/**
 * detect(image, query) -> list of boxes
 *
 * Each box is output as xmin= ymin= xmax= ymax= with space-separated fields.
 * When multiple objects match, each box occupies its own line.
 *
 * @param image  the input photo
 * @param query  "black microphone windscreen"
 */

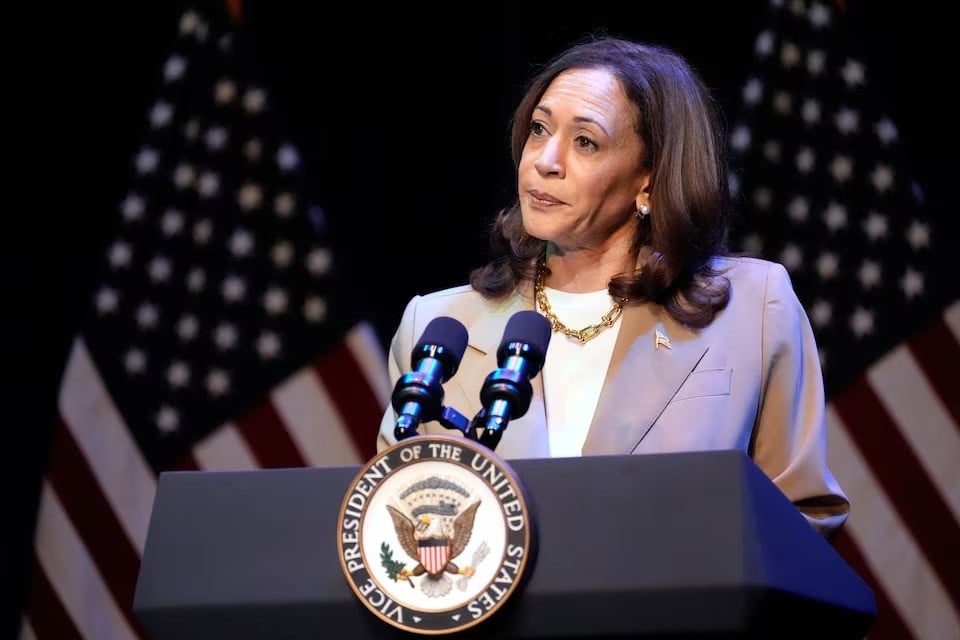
xmin=499 ymin=310 xmax=552 ymax=357
xmin=414 ymin=316 xmax=469 ymax=363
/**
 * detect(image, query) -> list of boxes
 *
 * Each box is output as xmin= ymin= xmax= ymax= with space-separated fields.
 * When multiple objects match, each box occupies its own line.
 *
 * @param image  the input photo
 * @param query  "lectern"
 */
xmin=133 ymin=449 xmax=875 ymax=638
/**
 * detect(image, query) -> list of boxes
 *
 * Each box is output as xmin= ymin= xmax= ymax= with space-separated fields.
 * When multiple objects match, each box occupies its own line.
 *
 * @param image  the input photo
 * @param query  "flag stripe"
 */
xmin=46 ymin=417 xmax=143 ymax=626
xmin=831 ymin=531 xmax=913 ymax=640
xmin=23 ymin=561 xmax=82 ymax=640
xmin=907 ymin=310 xmax=960 ymax=429
xmin=271 ymin=365 xmax=363 ymax=466
xmin=312 ymin=340 xmax=384 ymax=460
xmin=867 ymin=345 xmax=960 ymax=522
xmin=192 ymin=423 xmax=259 ymax=471
xmin=233 ymin=400 xmax=307 ymax=468
xmin=832 ymin=378 xmax=960 ymax=609
xmin=35 ymin=484 xmax=144 ymax=640
xmin=827 ymin=407 xmax=960 ymax=639
xmin=172 ymin=452 xmax=200 ymax=471
xmin=345 ymin=322 xmax=391 ymax=407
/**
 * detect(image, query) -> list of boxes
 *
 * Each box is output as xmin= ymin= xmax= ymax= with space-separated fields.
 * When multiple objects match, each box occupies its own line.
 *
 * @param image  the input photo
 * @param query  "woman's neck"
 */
xmin=543 ymin=244 xmax=637 ymax=293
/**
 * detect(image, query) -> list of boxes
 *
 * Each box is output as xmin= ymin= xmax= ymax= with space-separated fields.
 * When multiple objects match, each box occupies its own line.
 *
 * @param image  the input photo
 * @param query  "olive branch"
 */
xmin=380 ymin=542 xmax=407 ymax=583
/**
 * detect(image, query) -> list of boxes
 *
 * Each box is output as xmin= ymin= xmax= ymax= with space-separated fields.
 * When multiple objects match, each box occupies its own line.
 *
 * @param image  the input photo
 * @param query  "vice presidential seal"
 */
xmin=337 ymin=434 xmax=534 ymax=635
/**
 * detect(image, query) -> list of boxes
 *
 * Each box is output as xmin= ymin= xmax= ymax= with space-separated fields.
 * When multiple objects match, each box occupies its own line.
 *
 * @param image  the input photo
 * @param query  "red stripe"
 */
xmin=25 ymin=558 xmax=83 ymax=640
xmin=907 ymin=315 xmax=960 ymax=429
xmin=313 ymin=339 xmax=382 ymax=460
xmin=170 ymin=451 xmax=199 ymax=471
xmin=832 ymin=530 xmax=914 ymax=640
xmin=233 ymin=399 xmax=307 ymax=468
xmin=47 ymin=416 xmax=150 ymax=639
xmin=833 ymin=378 xmax=960 ymax=609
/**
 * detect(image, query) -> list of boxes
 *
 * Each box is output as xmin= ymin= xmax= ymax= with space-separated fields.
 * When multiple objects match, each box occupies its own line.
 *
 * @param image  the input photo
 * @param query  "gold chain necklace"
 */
xmin=534 ymin=263 xmax=626 ymax=343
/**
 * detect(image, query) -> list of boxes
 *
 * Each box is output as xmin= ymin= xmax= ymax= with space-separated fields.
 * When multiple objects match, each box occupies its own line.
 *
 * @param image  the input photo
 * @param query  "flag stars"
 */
xmin=274 ymin=192 xmax=296 ymax=217
xmin=243 ymin=138 xmax=263 ymax=162
xmin=177 ymin=314 xmax=199 ymax=341
xmin=237 ymin=182 xmax=263 ymax=210
xmin=263 ymin=287 xmax=289 ymax=315
xmin=906 ymin=221 xmax=930 ymax=250
xmin=858 ymin=260 xmax=882 ymax=289
xmin=816 ymin=252 xmax=840 ymax=280
xmin=243 ymin=87 xmax=267 ymax=114
xmin=149 ymin=101 xmax=174 ymax=128
xmin=755 ymin=30 xmax=775 ymax=57
xmin=276 ymin=144 xmax=300 ymax=171
xmin=160 ymin=209 xmax=185 ymax=236
xmin=136 ymin=303 xmax=160 ymax=329
xmin=763 ymin=140 xmax=781 ymax=162
xmin=135 ymin=147 xmax=160 ymax=174
xmin=257 ymin=332 xmax=282 ymax=359
xmin=796 ymin=146 xmax=815 ymax=173
xmin=173 ymin=163 xmax=196 ymax=189
xmin=228 ymin=229 xmax=255 ymax=257
xmin=871 ymin=164 xmax=894 ymax=193
xmin=221 ymin=275 xmax=246 ymax=302
xmin=780 ymin=243 xmax=804 ymax=271
xmin=183 ymin=119 xmax=200 ymax=141
xmin=823 ymin=202 xmax=847 ymax=231
xmin=772 ymin=90 xmax=793 ymax=115
xmin=787 ymin=196 xmax=809 ymax=223
xmin=205 ymin=125 xmax=228 ymax=151
xmin=94 ymin=287 xmax=119 ymax=314
xmin=213 ymin=323 xmax=239 ymax=350
xmin=186 ymin=268 xmax=206 ymax=293
xmin=167 ymin=361 xmax=191 ymax=388
xmin=779 ymin=41 xmax=802 ymax=68
xmin=304 ymin=296 xmax=327 ymax=323
xmin=148 ymin=256 xmax=173 ymax=282
xmin=121 ymin=193 xmax=146 ymax=221
xmin=155 ymin=405 xmax=180 ymax=434
xmin=124 ymin=348 xmax=147 ymax=374
xmin=901 ymin=268 xmax=924 ymax=298
xmin=849 ymin=307 xmax=875 ymax=338
xmin=163 ymin=55 xmax=187 ymax=82
xmin=179 ymin=10 xmax=202 ymax=35
xmin=807 ymin=2 xmax=832 ymax=29
xmin=742 ymin=78 xmax=763 ymax=106
xmin=752 ymin=186 xmax=773 ymax=210
xmin=271 ymin=241 xmax=294 ymax=268
xmin=801 ymin=98 xmax=821 ymax=125
xmin=829 ymin=155 xmax=853 ymax=183
xmin=810 ymin=299 xmax=832 ymax=328
xmin=214 ymin=78 xmax=237 ymax=104
xmin=197 ymin=171 xmax=220 ymax=197
xmin=875 ymin=118 xmax=898 ymax=145
xmin=841 ymin=58 xmax=866 ymax=88
xmin=806 ymin=49 xmax=827 ymax=76
xmin=740 ymin=233 xmax=763 ymax=256
xmin=833 ymin=107 xmax=859 ymax=135
xmin=193 ymin=219 xmax=214 ymax=244
xmin=206 ymin=369 xmax=230 ymax=396
xmin=306 ymin=248 xmax=333 ymax=276
xmin=108 ymin=241 xmax=133 ymax=268
xmin=729 ymin=124 xmax=751 ymax=152
xmin=863 ymin=212 xmax=889 ymax=241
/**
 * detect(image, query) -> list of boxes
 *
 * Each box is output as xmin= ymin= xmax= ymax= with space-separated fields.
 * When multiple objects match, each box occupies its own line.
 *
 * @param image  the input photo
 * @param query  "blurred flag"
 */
xmin=728 ymin=1 xmax=958 ymax=638
xmin=21 ymin=5 xmax=390 ymax=639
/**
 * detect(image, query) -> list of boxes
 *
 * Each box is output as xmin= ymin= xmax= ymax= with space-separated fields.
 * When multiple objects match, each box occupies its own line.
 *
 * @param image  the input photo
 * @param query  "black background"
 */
xmin=9 ymin=1 xmax=955 ymax=635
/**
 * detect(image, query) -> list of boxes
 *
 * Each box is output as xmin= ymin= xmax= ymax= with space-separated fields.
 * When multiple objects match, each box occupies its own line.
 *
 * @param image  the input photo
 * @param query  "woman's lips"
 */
xmin=528 ymin=190 xmax=565 ymax=206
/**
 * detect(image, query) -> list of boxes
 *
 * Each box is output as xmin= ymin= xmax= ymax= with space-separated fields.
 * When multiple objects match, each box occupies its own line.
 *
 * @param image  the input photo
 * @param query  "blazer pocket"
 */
xmin=673 ymin=368 xmax=732 ymax=402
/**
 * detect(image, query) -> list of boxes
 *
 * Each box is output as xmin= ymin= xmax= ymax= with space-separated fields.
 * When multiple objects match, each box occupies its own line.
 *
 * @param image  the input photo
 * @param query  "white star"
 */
xmin=801 ymin=98 xmax=821 ymax=125
xmin=214 ymin=323 xmax=238 ymax=350
xmin=772 ymin=90 xmax=793 ymax=115
xmin=823 ymin=202 xmax=847 ymax=232
xmin=173 ymin=163 xmax=196 ymax=189
xmin=810 ymin=299 xmax=832 ymax=328
xmin=135 ymin=147 xmax=159 ymax=174
xmin=263 ymin=287 xmax=289 ymax=315
xmin=155 ymin=405 xmax=179 ymax=434
xmin=228 ymin=229 xmax=255 ymax=257
xmin=728 ymin=173 xmax=741 ymax=197
xmin=833 ymin=107 xmax=859 ymax=135
xmin=183 ymin=119 xmax=200 ymax=141
xmin=830 ymin=155 xmax=854 ymax=183
xmin=160 ymin=209 xmax=184 ymax=236
xmin=306 ymin=248 xmax=333 ymax=276
xmin=272 ymin=241 xmax=294 ymax=267
xmin=193 ymin=219 xmax=214 ymax=244
xmin=741 ymin=78 xmax=764 ymax=106
xmin=763 ymin=140 xmax=781 ymax=162
xmin=205 ymin=126 xmax=228 ymax=151
xmin=816 ymin=252 xmax=839 ymax=280
xmin=780 ymin=243 xmax=804 ymax=271
xmin=221 ymin=275 xmax=246 ymax=302
xmin=243 ymin=87 xmax=267 ymax=114
xmin=108 ymin=241 xmax=133 ymax=268
xmin=148 ymin=256 xmax=172 ymax=282
xmin=849 ymin=307 xmax=875 ymax=338
xmin=808 ymin=2 xmax=832 ymax=28
xmin=136 ymin=302 xmax=159 ymax=329
xmin=149 ymin=101 xmax=174 ymax=128
xmin=755 ymin=30 xmax=775 ymax=58
xmin=841 ymin=58 xmax=866 ymax=88
xmin=177 ymin=314 xmax=199 ymax=340
xmin=206 ymin=369 xmax=230 ymax=396
xmin=901 ymin=268 xmax=924 ymax=298
xmin=124 ymin=348 xmax=147 ymax=374
xmin=163 ymin=55 xmax=187 ymax=82
xmin=167 ymin=361 xmax=190 ymax=388
xmin=186 ymin=268 xmax=206 ymax=293
xmin=796 ymin=146 xmax=816 ymax=173
xmin=906 ymin=221 xmax=930 ymax=249
xmin=244 ymin=138 xmax=262 ymax=161
xmin=121 ymin=193 xmax=145 ymax=221
xmin=179 ymin=9 xmax=201 ymax=34
xmin=218 ymin=33 xmax=233 ymax=52
xmin=788 ymin=0 xmax=804 ymax=14
xmin=740 ymin=233 xmax=763 ymax=256
xmin=214 ymin=78 xmax=237 ymax=104
xmin=197 ymin=171 xmax=220 ymax=198
xmin=875 ymin=118 xmax=898 ymax=145
xmin=787 ymin=196 xmax=810 ymax=223
xmin=276 ymin=144 xmax=300 ymax=171
xmin=780 ymin=41 xmax=801 ymax=68
xmin=752 ymin=186 xmax=773 ymax=210
xmin=863 ymin=212 xmax=889 ymax=242
xmin=806 ymin=49 xmax=827 ymax=76
xmin=858 ymin=260 xmax=882 ymax=289
xmin=730 ymin=124 xmax=751 ymax=151
xmin=871 ymin=164 xmax=894 ymax=193
xmin=274 ymin=192 xmax=296 ymax=217
xmin=257 ymin=332 xmax=281 ymax=359
xmin=237 ymin=183 xmax=263 ymax=211
xmin=304 ymin=296 xmax=327 ymax=323
xmin=94 ymin=287 xmax=119 ymax=314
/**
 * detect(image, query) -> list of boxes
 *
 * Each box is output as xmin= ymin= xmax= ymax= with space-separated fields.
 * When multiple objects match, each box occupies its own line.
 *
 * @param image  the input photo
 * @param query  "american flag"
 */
xmin=727 ymin=2 xmax=958 ymax=638
xmin=19 ymin=5 xmax=390 ymax=639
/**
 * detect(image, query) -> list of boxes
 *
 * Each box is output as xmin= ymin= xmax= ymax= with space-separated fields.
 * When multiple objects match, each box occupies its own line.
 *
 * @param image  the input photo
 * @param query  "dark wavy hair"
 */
xmin=469 ymin=36 xmax=731 ymax=328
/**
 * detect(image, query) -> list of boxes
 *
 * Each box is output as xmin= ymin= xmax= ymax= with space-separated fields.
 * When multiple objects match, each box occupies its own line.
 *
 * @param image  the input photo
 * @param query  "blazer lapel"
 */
xmin=582 ymin=304 xmax=708 ymax=455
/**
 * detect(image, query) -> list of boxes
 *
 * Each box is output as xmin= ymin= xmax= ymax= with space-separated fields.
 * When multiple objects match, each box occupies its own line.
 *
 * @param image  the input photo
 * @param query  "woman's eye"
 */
xmin=576 ymin=136 xmax=598 ymax=150
xmin=530 ymin=121 xmax=546 ymax=136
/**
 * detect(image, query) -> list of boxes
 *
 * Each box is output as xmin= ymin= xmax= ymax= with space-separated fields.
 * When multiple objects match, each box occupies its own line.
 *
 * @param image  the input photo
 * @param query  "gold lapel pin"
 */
xmin=655 ymin=328 xmax=672 ymax=351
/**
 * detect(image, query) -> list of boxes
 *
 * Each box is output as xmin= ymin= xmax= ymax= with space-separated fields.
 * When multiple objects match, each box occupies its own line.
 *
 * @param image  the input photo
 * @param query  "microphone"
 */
xmin=473 ymin=310 xmax=552 ymax=450
xmin=392 ymin=316 xmax=469 ymax=441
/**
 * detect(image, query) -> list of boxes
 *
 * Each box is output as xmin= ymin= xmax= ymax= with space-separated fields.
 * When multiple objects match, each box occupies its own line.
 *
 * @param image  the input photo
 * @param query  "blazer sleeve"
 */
xmin=752 ymin=263 xmax=850 ymax=537
xmin=376 ymin=294 xmax=422 ymax=453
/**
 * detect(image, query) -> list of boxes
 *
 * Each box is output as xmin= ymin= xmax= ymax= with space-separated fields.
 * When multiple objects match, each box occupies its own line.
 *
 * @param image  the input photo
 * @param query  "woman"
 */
xmin=376 ymin=36 xmax=848 ymax=536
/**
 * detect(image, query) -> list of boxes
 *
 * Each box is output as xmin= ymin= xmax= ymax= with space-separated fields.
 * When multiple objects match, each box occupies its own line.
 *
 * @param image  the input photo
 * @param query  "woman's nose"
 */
xmin=534 ymin=139 xmax=564 ymax=177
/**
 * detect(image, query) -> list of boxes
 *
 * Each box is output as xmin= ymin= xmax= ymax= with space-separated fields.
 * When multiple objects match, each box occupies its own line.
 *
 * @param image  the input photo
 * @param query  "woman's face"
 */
xmin=518 ymin=67 xmax=649 ymax=253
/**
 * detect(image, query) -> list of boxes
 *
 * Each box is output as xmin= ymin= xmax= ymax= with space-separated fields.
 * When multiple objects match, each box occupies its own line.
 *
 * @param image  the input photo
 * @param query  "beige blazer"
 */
xmin=377 ymin=256 xmax=849 ymax=536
